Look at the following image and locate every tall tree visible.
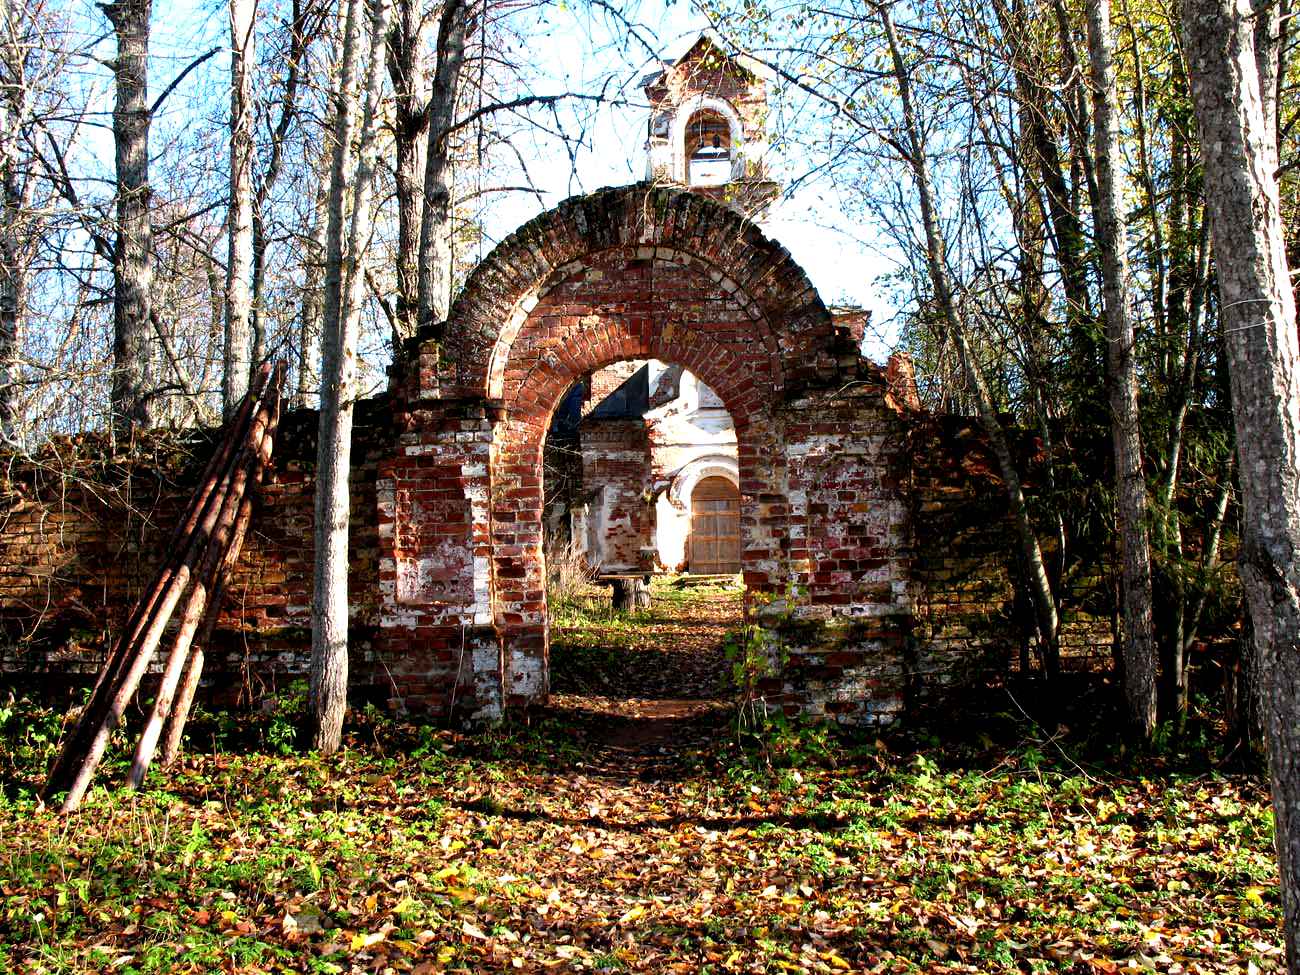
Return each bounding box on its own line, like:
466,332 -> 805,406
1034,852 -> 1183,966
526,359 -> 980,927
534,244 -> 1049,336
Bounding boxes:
1085,0 -> 1157,739
1182,0 -> 1300,963
387,0 -> 429,342
251,0 -> 317,360
105,0 -> 157,434
223,0 -> 257,416
308,0 -> 392,754
0,0 -> 37,440
879,3 -> 1062,674
415,0 -> 468,331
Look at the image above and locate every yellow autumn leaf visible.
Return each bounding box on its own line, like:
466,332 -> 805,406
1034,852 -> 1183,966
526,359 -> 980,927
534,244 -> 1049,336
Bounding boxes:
826,952 -> 851,970
618,904 -> 646,924
349,930 -> 386,951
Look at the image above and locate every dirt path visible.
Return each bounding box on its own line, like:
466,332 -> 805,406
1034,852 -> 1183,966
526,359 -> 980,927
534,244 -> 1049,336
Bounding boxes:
546,578 -> 743,774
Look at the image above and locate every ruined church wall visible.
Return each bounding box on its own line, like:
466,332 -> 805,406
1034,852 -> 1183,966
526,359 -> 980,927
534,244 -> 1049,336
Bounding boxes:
0,400 -> 1115,722
579,419 -> 651,572
0,406 -> 391,704
758,394 -> 1114,726
766,387 -> 916,725
907,418 -> 1113,679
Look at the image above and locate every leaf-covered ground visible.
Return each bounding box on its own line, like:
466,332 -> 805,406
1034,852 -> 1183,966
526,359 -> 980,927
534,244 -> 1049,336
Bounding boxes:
0,579 -> 1283,974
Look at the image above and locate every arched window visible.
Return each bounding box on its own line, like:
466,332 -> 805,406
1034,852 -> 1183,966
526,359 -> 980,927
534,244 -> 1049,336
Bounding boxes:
685,110 -> 733,186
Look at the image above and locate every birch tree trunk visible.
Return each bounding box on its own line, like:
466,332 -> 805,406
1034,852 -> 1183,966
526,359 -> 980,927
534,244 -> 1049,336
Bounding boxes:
251,0 -> 312,358
1182,0 -> 1300,962
297,182 -> 328,407
105,0 -> 156,435
308,0 -> 392,754
416,0 -> 468,330
1085,0 -> 1158,740
880,6 -> 1060,674
222,0 -> 256,417
0,53 -> 29,442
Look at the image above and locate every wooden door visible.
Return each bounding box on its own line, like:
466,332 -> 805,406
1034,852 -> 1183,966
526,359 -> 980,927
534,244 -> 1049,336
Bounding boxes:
690,476 -> 741,573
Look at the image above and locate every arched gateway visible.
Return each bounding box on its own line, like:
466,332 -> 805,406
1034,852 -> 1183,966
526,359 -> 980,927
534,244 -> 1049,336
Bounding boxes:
380,183 -> 916,723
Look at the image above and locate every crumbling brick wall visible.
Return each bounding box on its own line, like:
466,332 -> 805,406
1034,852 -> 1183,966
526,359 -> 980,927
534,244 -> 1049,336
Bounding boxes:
0,406 -> 1114,719
580,419 -> 651,572
0,184 -> 1116,724
0,402 -> 391,705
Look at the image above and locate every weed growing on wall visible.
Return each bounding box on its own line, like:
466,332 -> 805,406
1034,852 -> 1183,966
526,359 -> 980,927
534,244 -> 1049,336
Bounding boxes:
727,584 -> 801,728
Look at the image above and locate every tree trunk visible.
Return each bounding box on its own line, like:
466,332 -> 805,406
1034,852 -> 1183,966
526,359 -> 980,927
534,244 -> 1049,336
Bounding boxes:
223,0 -> 256,417
611,577 -> 651,612
308,0 -> 391,755
1182,0 -> 1300,963
297,183 -> 328,407
881,5 -> 1060,674
416,0 -> 468,331
0,109 -> 27,442
1085,0 -> 1158,741
1252,0 -> 1285,155
388,0 -> 428,344
994,0 -> 1091,333
105,0 -> 156,436
251,0 -> 312,359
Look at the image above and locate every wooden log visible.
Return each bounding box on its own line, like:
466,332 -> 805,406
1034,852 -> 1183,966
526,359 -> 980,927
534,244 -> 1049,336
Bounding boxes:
47,368 -> 279,810
157,586 -> 218,769
90,364 -> 270,697
43,364 -> 272,798
125,365 -> 282,788
611,576 -> 651,612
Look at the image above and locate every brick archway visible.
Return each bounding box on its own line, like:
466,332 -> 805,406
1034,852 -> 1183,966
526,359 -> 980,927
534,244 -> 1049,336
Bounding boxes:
401,183 -> 864,709
492,314 -> 783,706
407,182 -> 854,402
384,183 -> 914,723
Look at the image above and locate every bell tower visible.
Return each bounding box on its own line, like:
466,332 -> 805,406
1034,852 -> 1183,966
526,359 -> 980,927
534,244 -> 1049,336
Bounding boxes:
640,31 -> 780,218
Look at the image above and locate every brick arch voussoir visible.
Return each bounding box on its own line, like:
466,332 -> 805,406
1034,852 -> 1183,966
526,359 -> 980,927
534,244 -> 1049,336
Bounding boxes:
506,323 -> 766,449
441,182 -> 834,398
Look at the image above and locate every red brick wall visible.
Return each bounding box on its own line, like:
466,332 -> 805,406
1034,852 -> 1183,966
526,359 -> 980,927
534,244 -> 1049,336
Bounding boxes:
0,185 -> 1118,726
0,404 -> 1115,723
583,361 -> 644,416
0,402 -> 389,703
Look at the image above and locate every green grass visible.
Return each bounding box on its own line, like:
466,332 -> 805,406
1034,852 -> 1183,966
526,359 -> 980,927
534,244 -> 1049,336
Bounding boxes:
0,579 -> 1283,973
0,692 -> 1282,974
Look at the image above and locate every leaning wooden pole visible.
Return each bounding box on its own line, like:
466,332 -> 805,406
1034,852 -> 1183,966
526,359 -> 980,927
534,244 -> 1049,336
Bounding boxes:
126,363 -> 283,788
44,365 -> 278,810
43,373 -> 269,797
157,582 -> 222,769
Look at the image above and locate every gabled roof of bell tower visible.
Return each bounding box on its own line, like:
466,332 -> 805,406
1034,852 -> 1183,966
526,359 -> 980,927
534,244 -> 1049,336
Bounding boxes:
637,29 -> 773,91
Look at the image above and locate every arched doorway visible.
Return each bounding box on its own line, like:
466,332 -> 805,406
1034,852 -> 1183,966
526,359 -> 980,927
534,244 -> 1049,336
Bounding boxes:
540,362 -> 745,712
454,185 -> 840,710
689,476 -> 741,574
384,182 -> 911,723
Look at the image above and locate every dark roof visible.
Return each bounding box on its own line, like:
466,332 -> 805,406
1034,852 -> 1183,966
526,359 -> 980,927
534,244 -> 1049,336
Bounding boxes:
587,364 -> 650,419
